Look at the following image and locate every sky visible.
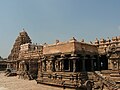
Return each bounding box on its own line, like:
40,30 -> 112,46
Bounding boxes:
0,0 -> 120,58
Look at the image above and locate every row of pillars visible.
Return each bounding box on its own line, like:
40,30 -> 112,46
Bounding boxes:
38,54 -> 101,73
67,56 -> 100,72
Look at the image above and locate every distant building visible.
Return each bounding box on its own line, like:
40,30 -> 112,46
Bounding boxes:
0,60 -> 7,71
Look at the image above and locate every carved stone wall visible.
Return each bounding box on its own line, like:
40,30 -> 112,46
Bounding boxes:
94,36 -> 120,70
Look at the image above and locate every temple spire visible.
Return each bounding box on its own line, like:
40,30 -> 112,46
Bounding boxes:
8,29 -> 32,60
22,28 -> 25,32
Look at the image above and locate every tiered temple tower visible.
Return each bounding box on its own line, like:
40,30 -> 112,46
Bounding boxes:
8,29 -> 31,60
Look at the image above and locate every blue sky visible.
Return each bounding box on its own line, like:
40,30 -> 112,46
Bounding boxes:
0,0 -> 120,58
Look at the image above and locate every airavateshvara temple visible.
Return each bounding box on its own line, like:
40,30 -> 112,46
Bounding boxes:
6,29 -> 120,90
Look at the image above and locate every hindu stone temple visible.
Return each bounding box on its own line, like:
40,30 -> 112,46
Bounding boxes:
7,30 -> 120,90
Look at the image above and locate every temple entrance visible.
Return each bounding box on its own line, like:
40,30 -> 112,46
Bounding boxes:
28,60 -> 38,79
100,55 -> 108,70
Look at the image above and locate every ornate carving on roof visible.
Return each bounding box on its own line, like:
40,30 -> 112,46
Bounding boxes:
81,39 -> 84,42
69,37 -> 77,42
94,38 -> 99,44
106,37 -> 111,43
112,36 -> 118,42
100,38 -> 106,44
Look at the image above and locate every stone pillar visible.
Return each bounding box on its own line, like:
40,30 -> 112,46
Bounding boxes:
59,61 -> 62,71
58,55 -> 67,72
69,54 -> 80,72
21,60 -> 25,71
55,61 -> 60,72
61,60 -> 64,71
58,60 -> 63,71
24,62 -> 27,71
7,63 -> 11,69
73,60 -> 76,72
42,60 -> 46,72
38,59 -> 42,79
108,59 -> 113,70
49,55 -> 56,72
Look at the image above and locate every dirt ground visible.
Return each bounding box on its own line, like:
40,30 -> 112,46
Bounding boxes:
0,72 -> 67,90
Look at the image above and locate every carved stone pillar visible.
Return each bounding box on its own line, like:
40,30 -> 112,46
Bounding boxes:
46,60 -> 49,72
61,60 -> 64,71
108,59 -> 113,70
20,60 -> 26,71
42,60 -> 46,72
73,60 -> 76,72
49,55 -> 56,72
15,61 -> 19,71
58,56 -> 66,72
38,59 -> 42,79
59,61 -> 62,71
69,54 -> 80,72
38,59 -> 42,72
55,61 -> 60,71
7,63 -> 11,69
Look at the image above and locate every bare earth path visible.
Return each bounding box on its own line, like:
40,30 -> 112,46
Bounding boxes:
0,72 -> 66,90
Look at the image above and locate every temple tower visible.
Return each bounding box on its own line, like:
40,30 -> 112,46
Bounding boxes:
8,29 -> 31,60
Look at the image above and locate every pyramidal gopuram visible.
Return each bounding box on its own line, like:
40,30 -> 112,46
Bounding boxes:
8,29 -> 31,60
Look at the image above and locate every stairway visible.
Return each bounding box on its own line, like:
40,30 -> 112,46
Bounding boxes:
23,71 -> 33,80
18,71 -> 33,80
93,71 -> 119,90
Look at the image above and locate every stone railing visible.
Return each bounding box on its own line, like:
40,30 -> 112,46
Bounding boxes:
93,71 -> 119,90
37,72 -> 90,89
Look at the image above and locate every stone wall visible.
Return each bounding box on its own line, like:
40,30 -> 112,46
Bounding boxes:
43,42 -> 74,54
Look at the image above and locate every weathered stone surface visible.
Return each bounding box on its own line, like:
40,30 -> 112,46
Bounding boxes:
7,31 -> 120,89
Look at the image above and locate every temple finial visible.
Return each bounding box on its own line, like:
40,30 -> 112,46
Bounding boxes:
23,28 -> 25,32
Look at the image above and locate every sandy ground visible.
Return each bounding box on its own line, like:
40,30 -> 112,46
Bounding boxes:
0,72 -> 67,90
0,72 -> 113,90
